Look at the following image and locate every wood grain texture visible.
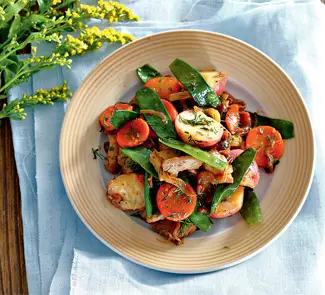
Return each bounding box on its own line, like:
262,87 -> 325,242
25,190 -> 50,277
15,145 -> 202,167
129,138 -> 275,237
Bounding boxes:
0,111 -> 28,294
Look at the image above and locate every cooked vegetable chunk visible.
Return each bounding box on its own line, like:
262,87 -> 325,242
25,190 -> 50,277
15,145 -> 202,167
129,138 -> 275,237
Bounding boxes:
162,156 -> 202,176
152,219 -> 196,246
246,126 -> 284,170
110,110 -> 138,129
149,149 -> 187,189
200,70 -> 228,96
250,112 -> 294,139
210,186 -> 244,218
107,173 -> 145,210
175,110 -> 223,147
99,104 -> 133,133
104,134 -> 120,174
116,118 -> 149,148
144,77 -> 181,99
156,183 -> 197,221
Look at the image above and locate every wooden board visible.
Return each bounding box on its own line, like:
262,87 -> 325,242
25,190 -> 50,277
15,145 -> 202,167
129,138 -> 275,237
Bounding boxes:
0,114 -> 28,294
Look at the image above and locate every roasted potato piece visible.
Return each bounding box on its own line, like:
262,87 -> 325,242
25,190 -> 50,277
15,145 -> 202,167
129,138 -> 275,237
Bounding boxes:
175,110 -> 223,148
107,173 -> 145,210
210,186 -> 244,218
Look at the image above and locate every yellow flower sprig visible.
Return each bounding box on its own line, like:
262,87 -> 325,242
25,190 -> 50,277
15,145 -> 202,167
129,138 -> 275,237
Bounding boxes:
75,0 -> 140,23
50,0 -> 140,27
0,50 -> 72,95
55,26 -> 135,56
0,81 -> 72,120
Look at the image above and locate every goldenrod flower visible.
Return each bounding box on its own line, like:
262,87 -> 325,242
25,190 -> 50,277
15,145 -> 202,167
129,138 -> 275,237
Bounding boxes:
78,0 -> 140,22
0,82 -> 72,120
55,26 -> 135,56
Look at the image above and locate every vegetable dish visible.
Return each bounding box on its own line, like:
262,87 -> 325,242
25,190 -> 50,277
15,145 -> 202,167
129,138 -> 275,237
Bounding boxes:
98,58 -> 294,245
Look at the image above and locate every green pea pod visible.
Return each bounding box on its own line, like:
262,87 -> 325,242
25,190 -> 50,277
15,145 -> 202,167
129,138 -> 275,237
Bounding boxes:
169,58 -> 220,107
144,171 -> 153,218
159,138 -> 228,171
240,188 -> 263,225
210,148 -> 256,214
189,211 -> 213,232
180,220 -> 194,237
121,147 -> 158,178
137,64 -> 161,83
250,112 -> 294,139
136,88 -> 177,139
110,110 -> 138,129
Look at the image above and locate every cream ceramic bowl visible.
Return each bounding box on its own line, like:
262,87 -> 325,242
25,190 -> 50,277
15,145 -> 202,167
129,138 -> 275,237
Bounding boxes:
60,30 -> 314,273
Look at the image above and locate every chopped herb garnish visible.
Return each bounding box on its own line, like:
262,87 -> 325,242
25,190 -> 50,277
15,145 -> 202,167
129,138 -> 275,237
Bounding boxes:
92,148 -> 106,160
125,124 -> 140,138
187,135 -> 202,144
173,187 -> 183,198
179,112 -> 212,126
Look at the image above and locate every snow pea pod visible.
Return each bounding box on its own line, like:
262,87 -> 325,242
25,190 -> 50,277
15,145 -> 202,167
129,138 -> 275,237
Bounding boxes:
144,171 -> 153,218
250,112 -> 294,139
137,64 -> 161,83
110,110 -> 138,129
169,58 -> 220,107
121,146 -> 158,178
210,148 -> 256,214
136,88 -> 177,139
189,211 -> 213,232
240,188 -> 263,225
159,138 -> 228,171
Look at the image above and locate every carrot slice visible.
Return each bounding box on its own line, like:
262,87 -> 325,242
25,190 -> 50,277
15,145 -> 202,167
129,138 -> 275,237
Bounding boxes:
246,126 -> 284,167
161,99 -> 178,121
225,104 -> 240,134
116,118 -> 149,148
156,183 -> 197,221
99,104 -> 132,133
144,77 -> 181,99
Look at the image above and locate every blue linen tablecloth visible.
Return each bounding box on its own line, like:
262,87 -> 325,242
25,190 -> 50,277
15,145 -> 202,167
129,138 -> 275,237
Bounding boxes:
9,1 -> 325,294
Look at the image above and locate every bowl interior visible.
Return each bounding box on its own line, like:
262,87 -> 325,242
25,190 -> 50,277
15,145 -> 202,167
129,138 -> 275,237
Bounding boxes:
60,30 -> 314,273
